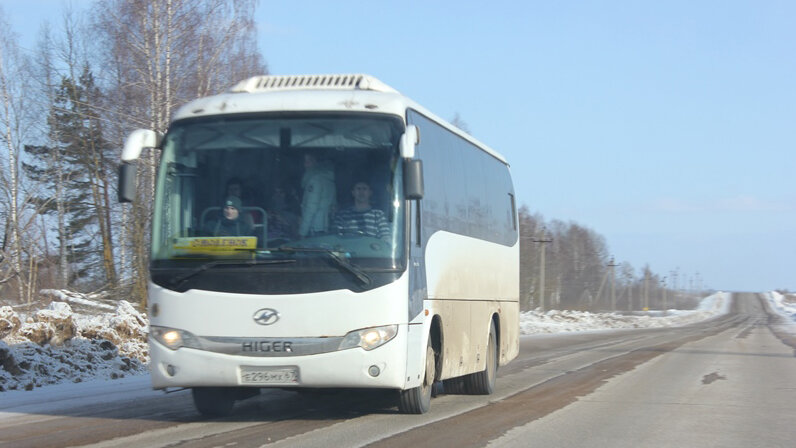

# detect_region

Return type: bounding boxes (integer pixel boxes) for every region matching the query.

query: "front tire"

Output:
[464,321,497,395]
[398,337,436,414]
[192,387,236,417]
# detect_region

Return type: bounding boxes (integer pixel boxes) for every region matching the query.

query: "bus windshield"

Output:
[150,113,406,293]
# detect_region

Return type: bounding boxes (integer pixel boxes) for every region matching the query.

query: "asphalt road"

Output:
[1,293,793,448]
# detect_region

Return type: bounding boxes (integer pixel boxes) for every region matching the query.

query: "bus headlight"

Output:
[150,326,201,351]
[339,325,398,351]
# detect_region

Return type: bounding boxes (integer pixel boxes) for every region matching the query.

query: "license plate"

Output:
[239,366,299,385]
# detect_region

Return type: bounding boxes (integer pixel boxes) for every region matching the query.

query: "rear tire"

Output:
[442,377,467,395]
[464,322,497,395]
[398,337,435,414]
[192,387,236,417]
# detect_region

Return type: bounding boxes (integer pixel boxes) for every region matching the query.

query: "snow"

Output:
[519,291,732,335]
[0,290,744,395]
[765,291,796,327]
[0,298,148,392]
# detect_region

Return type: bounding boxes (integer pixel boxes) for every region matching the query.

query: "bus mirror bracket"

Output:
[118,129,161,203]
[403,159,424,200]
[400,125,419,159]
[122,129,161,162]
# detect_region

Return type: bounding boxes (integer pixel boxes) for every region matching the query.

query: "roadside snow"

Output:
[764,291,796,333]
[766,291,796,320]
[519,291,731,334]
[0,299,148,392]
[1,290,734,393]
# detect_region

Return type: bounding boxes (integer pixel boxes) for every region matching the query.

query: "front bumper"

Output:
[149,327,409,390]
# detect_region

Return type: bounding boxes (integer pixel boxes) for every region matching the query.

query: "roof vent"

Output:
[229,74,398,94]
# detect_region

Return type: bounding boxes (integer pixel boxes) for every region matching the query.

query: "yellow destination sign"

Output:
[173,237,257,252]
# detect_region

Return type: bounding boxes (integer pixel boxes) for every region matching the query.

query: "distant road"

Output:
[1,293,794,447]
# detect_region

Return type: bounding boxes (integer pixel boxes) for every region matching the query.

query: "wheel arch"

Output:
[491,311,501,354]
[429,314,443,382]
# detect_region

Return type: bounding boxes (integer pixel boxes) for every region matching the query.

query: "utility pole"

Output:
[696,272,702,297]
[643,269,650,311]
[608,257,618,310]
[661,276,668,314]
[532,228,553,312]
[627,281,633,311]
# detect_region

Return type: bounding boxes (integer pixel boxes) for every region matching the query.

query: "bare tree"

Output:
[0,8,39,302]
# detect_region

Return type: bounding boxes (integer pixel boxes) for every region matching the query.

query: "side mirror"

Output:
[118,162,137,203]
[118,129,161,203]
[400,125,419,159]
[403,159,424,200]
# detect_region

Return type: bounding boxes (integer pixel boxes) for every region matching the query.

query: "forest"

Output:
[0,0,703,312]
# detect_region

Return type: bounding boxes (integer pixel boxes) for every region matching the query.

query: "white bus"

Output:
[119,74,519,415]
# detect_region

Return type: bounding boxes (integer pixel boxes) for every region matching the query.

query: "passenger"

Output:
[204,196,255,237]
[267,186,299,242]
[333,181,390,239]
[225,177,246,201]
[299,153,336,237]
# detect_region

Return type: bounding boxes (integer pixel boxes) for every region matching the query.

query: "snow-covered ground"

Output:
[0,289,776,394]
[519,291,731,334]
[1,292,148,392]
[765,290,796,321]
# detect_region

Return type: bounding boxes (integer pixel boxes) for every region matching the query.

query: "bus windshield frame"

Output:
[149,112,407,294]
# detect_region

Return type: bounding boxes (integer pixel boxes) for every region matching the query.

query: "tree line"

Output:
[0,1,702,311]
[518,206,704,312]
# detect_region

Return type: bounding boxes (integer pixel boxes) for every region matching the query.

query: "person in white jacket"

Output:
[299,153,336,237]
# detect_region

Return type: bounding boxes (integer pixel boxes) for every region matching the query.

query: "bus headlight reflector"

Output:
[339,325,398,351]
[162,331,181,347]
[150,326,201,351]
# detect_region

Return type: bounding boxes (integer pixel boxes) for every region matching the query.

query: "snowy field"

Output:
[2,289,787,394]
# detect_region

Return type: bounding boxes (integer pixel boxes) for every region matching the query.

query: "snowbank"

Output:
[519,292,730,335]
[764,291,796,330]
[766,291,796,320]
[0,298,148,392]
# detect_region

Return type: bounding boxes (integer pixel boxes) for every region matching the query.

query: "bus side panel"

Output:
[425,231,518,302]
[429,298,473,379]
[497,298,520,365]
[424,231,519,378]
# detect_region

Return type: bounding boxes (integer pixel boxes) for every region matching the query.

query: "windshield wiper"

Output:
[169,258,296,288]
[276,246,371,286]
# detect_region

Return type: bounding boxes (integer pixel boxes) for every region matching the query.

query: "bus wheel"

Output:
[398,337,435,414]
[465,322,497,395]
[442,377,467,395]
[192,387,236,417]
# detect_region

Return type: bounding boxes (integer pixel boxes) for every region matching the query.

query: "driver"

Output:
[333,181,390,240]
[204,196,255,237]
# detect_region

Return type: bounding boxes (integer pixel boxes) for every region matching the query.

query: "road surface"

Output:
[1,292,793,447]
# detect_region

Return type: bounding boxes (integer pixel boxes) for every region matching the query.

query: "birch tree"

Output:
[0,8,42,302]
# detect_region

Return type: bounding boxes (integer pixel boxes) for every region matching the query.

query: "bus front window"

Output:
[150,114,406,294]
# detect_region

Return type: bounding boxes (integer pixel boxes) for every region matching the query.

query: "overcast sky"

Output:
[4,0,795,292]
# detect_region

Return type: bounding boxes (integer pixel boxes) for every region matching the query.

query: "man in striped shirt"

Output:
[333,181,390,240]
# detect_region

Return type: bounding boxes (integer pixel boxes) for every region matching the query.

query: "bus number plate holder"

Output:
[239,366,299,385]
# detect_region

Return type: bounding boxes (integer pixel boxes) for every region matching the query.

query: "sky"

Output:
[2,0,795,292]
